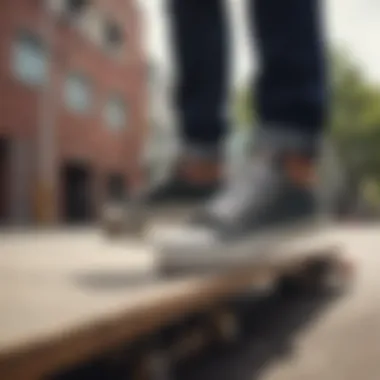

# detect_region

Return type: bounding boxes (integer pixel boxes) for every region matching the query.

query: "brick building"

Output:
[0,0,148,224]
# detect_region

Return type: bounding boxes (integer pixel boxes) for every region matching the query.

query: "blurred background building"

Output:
[0,0,148,225]
[1,0,380,228]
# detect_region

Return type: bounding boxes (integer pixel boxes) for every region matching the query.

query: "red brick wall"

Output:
[0,0,148,223]
[0,0,41,138]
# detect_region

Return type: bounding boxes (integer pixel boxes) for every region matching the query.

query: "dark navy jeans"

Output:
[168,0,328,150]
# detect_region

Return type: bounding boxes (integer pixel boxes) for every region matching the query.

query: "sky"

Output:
[137,0,380,87]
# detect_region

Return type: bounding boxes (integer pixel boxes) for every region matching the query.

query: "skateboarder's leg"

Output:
[170,0,229,152]
[150,0,330,259]
[145,0,230,204]
[251,0,328,157]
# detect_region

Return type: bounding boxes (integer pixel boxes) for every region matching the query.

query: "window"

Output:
[12,31,47,86]
[104,95,127,130]
[64,73,92,113]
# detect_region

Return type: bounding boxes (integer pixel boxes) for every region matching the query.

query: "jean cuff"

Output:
[253,124,323,157]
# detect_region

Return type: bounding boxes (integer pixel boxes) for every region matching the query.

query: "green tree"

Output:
[329,48,380,205]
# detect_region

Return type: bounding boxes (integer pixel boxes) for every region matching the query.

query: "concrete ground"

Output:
[181,223,380,380]
[1,224,380,379]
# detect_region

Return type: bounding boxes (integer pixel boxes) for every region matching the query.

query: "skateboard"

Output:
[0,197,353,379]
[95,193,356,380]
[0,229,354,380]
[115,245,354,380]
[132,238,354,380]
[126,230,354,379]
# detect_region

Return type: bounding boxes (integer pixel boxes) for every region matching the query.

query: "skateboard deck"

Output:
[0,230,352,380]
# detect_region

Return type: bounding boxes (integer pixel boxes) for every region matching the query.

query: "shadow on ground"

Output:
[177,289,339,380]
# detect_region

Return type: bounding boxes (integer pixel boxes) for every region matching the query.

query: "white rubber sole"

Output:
[149,219,336,275]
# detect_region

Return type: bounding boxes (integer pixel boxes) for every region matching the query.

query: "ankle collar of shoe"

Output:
[253,125,323,158]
